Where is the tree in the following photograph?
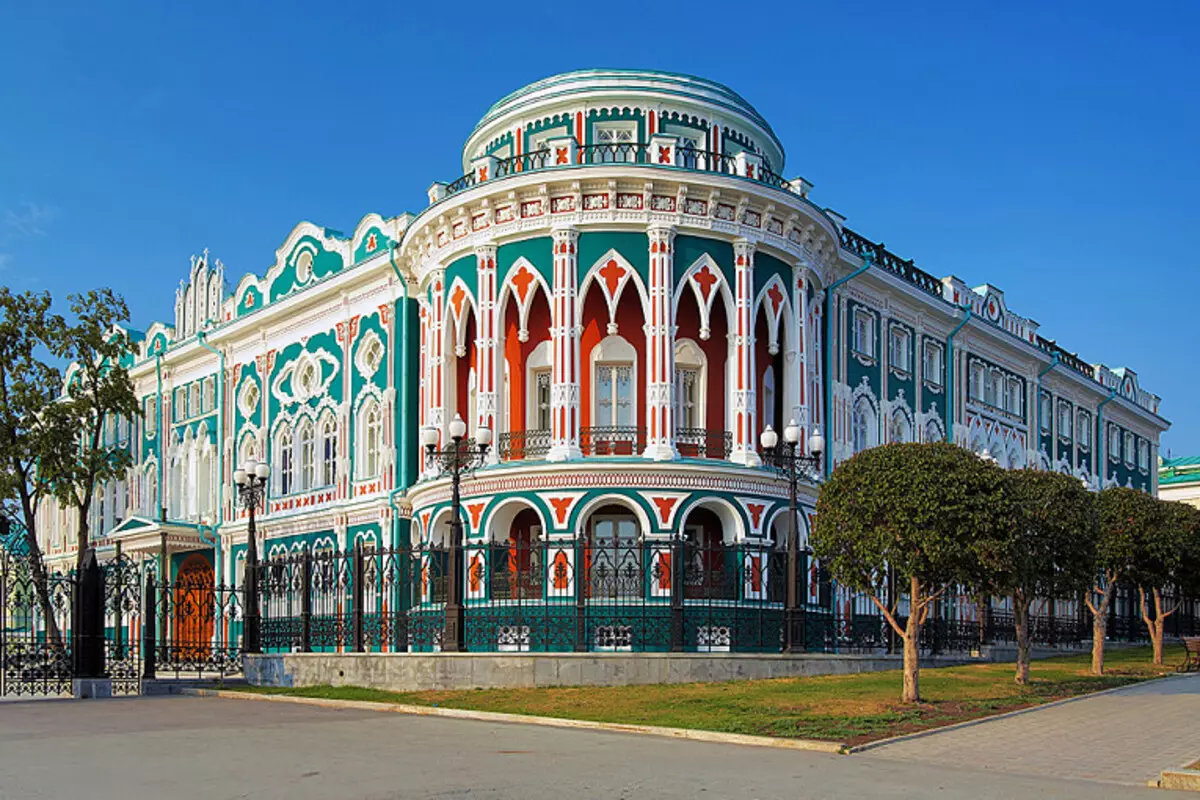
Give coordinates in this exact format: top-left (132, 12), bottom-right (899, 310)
top-left (41, 290), bottom-right (140, 569)
top-left (0, 288), bottom-right (71, 641)
top-left (1132, 500), bottom-right (1200, 665)
top-left (992, 470), bottom-right (1097, 685)
top-left (1088, 487), bottom-right (1152, 674)
top-left (812, 442), bottom-right (1013, 703)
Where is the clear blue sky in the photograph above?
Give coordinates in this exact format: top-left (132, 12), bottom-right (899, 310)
top-left (2, 2), bottom-right (1196, 453)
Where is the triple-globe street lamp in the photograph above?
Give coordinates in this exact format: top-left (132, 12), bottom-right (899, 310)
top-left (760, 419), bottom-right (824, 653)
top-left (233, 459), bottom-right (271, 654)
top-left (420, 413), bottom-right (491, 652)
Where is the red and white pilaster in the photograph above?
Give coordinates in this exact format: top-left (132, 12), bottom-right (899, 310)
top-left (474, 244), bottom-right (499, 463)
top-left (549, 226), bottom-right (581, 461)
top-left (730, 238), bottom-right (760, 466)
top-left (644, 224), bottom-right (677, 460)
top-left (427, 272), bottom-right (447, 453)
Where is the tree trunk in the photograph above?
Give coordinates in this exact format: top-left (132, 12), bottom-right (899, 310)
top-left (902, 577), bottom-right (922, 703)
top-left (1139, 587), bottom-right (1170, 666)
top-left (1013, 594), bottom-right (1032, 685)
top-left (1151, 589), bottom-right (1166, 665)
top-left (1087, 583), bottom-right (1114, 676)
top-left (17, 490), bottom-right (62, 648)
top-left (1091, 614), bottom-right (1107, 675)
top-left (75, 510), bottom-right (91, 571)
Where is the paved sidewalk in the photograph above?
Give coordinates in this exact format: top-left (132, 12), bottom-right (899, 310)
top-left (0, 695), bottom-right (1157, 798)
top-left (863, 673), bottom-right (1200, 785)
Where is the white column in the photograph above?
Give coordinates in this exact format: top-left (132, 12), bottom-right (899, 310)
top-left (548, 227), bottom-right (581, 461)
top-left (474, 244), bottom-right (499, 463)
top-left (644, 224), bottom-right (677, 460)
top-left (730, 238), bottom-right (760, 466)
top-left (797, 267), bottom-right (810, 446)
top-left (428, 271), bottom-right (447, 449)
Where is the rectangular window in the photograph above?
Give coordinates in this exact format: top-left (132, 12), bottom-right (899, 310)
top-left (922, 341), bottom-right (943, 387)
top-left (1039, 394), bottom-right (1052, 433)
top-left (533, 369), bottom-right (551, 431)
top-left (593, 124), bottom-right (638, 163)
top-left (595, 364), bottom-right (634, 426)
top-left (851, 309), bottom-right (875, 358)
top-left (1058, 402), bottom-right (1072, 439)
top-left (674, 366), bottom-right (699, 429)
top-left (1076, 411), bottom-right (1091, 449)
top-left (1109, 425), bottom-right (1121, 461)
top-left (1138, 440), bottom-right (1149, 471)
top-left (888, 328), bottom-right (910, 373)
top-left (145, 398), bottom-right (157, 437)
top-left (174, 388), bottom-right (185, 422)
top-left (969, 362), bottom-right (984, 401)
top-left (1124, 432), bottom-right (1135, 467)
top-left (1006, 379), bottom-right (1022, 416)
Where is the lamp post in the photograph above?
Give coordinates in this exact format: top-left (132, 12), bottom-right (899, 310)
top-left (760, 419), bottom-right (824, 653)
top-left (233, 459), bottom-right (270, 655)
top-left (421, 413), bottom-right (491, 652)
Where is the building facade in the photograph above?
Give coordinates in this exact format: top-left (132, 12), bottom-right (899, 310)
top-left (32, 70), bottom-right (1171, 652)
top-left (1160, 456), bottom-right (1200, 508)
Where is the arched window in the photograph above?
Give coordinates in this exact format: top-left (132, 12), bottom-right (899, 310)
top-left (297, 418), bottom-right (316, 492)
top-left (359, 399), bottom-right (383, 478)
top-left (198, 448), bottom-right (213, 517)
top-left (924, 419), bottom-right (942, 443)
top-left (145, 467), bottom-right (158, 517)
top-left (238, 432), bottom-right (257, 468)
top-left (761, 367), bottom-right (776, 434)
top-left (889, 409), bottom-right (911, 443)
top-left (276, 424), bottom-right (294, 495)
top-left (320, 412), bottom-right (337, 487)
top-left (852, 397), bottom-right (875, 454)
top-left (674, 339), bottom-right (706, 432)
top-left (591, 336), bottom-right (636, 428)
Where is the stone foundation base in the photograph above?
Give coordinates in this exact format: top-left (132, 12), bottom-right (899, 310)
top-left (72, 678), bottom-right (113, 699)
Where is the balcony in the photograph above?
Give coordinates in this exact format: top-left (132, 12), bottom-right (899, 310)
top-left (499, 429), bottom-right (552, 461)
top-left (675, 428), bottom-right (732, 460)
top-left (580, 426), bottom-right (645, 457)
top-left (433, 139), bottom-right (802, 206)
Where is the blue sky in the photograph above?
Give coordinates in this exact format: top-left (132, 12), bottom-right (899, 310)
top-left (1, 2), bottom-right (1196, 452)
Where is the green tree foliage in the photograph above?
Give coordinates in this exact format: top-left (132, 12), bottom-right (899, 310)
top-left (812, 442), bottom-right (1013, 703)
top-left (41, 289), bottom-right (140, 568)
top-left (1089, 487), bottom-right (1155, 673)
top-left (991, 470), bottom-right (1097, 685)
top-left (0, 288), bottom-right (71, 640)
top-left (1132, 500), bottom-right (1200, 664)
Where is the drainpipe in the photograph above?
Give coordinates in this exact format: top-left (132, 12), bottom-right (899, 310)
top-left (823, 253), bottom-right (874, 474)
top-left (945, 309), bottom-right (973, 444)
top-left (196, 331), bottom-right (225, 585)
top-left (153, 343), bottom-right (166, 522)
top-left (1035, 354), bottom-right (1060, 464)
top-left (1096, 386), bottom-right (1118, 489)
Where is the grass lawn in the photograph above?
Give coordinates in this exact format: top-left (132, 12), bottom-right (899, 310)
top-left (238, 645), bottom-right (1183, 746)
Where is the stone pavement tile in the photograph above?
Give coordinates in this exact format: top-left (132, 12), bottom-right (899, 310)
top-left (864, 674), bottom-right (1200, 785)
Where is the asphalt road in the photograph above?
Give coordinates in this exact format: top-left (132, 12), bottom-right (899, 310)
top-left (0, 695), bottom-right (1159, 799)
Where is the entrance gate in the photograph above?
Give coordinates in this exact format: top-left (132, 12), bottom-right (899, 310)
top-left (0, 553), bottom-right (75, 697)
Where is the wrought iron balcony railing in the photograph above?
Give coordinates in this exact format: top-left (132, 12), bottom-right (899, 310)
top-left (675, 428), bottom-right (732, 460)
top-left (498, 429), bottom-right (552, 461)
top-left (580, 426), bottom-right (645, 457)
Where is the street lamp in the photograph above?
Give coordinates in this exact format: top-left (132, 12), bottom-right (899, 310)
top-left (234, 458), bottom-right (270, 654)
top-left (423, 413), bottom-right (491, 652)
top-left (760, 419), bottom-right (824, 653)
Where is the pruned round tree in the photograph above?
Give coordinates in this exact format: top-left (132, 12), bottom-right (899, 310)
top-left (1090, 487), bottom-right (1155, 673)
top-left (812, 442), bottom-right (1013, 703)
top-left (995, 470), bottom-right (1098, 684)
top-left (1132, 499), bottom-right (1200, 664)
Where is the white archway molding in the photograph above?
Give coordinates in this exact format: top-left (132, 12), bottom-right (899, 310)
top-left (751, 274), bottom-right (795, 357)
top-left (496, 256), bottom-right (552, 342)
top-left (483, 498), bottom-right (549, 544)
top-left (571, 493), bottom-right (653, 541)
top-left (763, 503), bottom-right (814, 550)
top-left (672, 253), bottom-right (735, 341)
top-left (676, 496), bottom-right (745, 544)
top-left (576, 249), bottom-right (649, 333)
top-left (443, 277), bottom-right (478, 357)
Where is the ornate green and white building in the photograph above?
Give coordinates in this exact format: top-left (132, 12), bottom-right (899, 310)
top-left (33, 70), bottom-right (1169, 642)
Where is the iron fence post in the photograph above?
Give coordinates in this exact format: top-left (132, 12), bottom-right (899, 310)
top-left (300, 550), bottom-right (312, 653)
top-left (574, 535), bottom-right (587, 652)
top-left (142, 573), bottom-right (157, 680)
top-left (353, 541), bottom-right (365, 653)
top-left (74, 549), bottom-right (105, 680)
top-left (669, 536), bottom-right (684, 652)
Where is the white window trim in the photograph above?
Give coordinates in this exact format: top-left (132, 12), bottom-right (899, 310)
top-left (590, 335), bottom-right (638, 427)
top-left (674, 338), bottom-right (707, 432)
top-left (525, 341), bottom-right (553, 432)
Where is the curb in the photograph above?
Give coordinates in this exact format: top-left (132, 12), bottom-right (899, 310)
top-left (848, 671), bottom-right (1196, 754)
top-left (1157, 768), bottom-right (1200, 792)
top-left (176, 687), bottom-right (848, 754)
